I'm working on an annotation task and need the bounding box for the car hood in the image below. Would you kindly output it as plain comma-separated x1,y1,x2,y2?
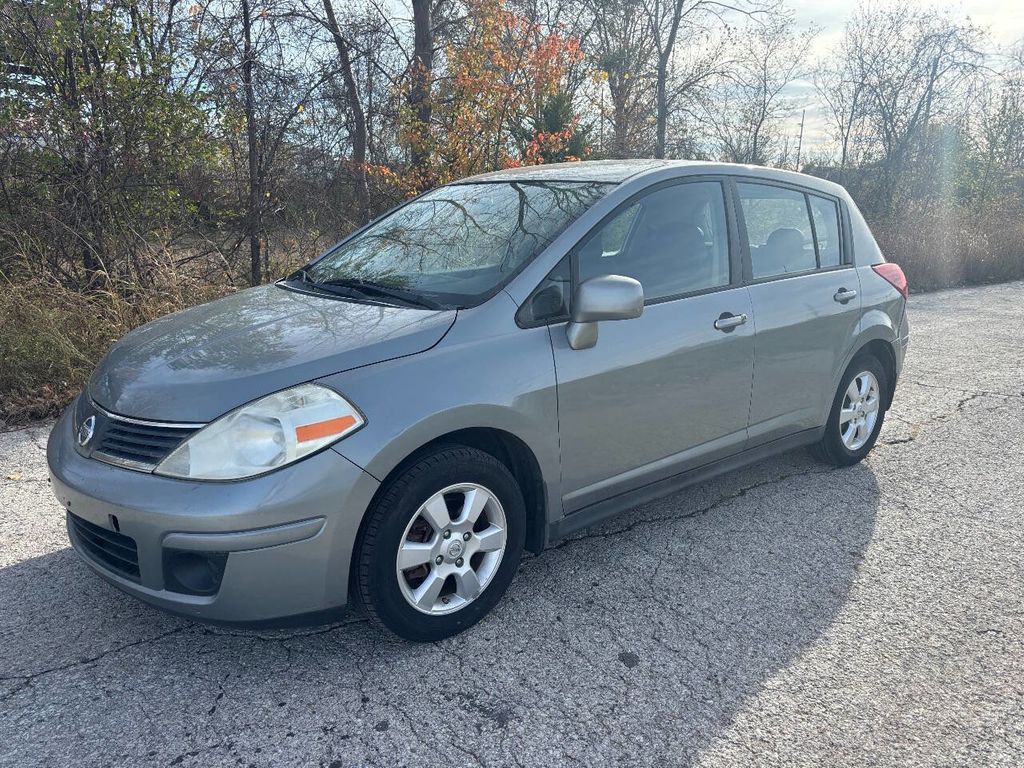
89,284,456,422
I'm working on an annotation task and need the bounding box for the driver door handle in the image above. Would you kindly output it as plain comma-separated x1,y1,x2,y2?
834,288,858,304
714,312,748,332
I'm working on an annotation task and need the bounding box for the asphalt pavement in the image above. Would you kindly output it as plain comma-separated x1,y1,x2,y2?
2,282,1022,767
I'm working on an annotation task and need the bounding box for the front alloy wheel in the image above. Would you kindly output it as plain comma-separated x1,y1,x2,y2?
355,445,526,641
396,483,508,615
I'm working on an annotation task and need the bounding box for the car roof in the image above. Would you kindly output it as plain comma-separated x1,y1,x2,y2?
456,159,670,183
456,159,847,197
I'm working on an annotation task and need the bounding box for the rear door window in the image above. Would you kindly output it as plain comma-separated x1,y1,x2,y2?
737,183,816,278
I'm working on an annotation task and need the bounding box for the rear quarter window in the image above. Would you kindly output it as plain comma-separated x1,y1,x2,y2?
809,195,842,268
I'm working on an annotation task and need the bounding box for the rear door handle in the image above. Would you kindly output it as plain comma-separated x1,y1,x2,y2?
714,312,748,332
834,288,858,304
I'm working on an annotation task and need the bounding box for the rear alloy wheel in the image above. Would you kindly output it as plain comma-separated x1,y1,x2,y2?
813,354,888,466
355,445,525,641
839,370,881,452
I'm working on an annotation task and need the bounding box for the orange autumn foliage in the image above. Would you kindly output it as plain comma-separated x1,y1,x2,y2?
391,0,586,192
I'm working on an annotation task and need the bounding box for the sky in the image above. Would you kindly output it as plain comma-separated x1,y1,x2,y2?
788,0,1024,53
779,0,1024,154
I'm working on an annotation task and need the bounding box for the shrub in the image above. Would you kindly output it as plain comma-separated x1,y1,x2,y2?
870,199,1024,292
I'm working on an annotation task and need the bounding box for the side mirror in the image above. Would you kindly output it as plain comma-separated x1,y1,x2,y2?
566,275,644,350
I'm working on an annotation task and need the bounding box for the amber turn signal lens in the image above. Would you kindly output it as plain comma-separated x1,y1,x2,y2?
295,415,358,443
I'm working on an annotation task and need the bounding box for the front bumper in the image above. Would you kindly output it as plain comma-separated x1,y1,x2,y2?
47,403,380,625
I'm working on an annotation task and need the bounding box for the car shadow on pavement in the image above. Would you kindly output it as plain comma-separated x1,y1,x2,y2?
1,452,880,767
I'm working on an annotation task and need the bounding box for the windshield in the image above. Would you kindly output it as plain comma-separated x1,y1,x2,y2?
298,181,614,308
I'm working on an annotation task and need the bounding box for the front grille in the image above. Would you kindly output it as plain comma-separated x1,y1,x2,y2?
96,419,198,469
74,396,202,472
68,512,141,581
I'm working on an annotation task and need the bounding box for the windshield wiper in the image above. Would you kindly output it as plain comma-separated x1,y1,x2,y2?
315,278,444,310
286,267,314,284
283,270,445,310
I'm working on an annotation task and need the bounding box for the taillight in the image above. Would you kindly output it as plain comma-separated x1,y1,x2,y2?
872,263,908,298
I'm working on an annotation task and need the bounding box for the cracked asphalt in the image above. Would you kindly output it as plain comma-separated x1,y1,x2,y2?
2,282,1023,767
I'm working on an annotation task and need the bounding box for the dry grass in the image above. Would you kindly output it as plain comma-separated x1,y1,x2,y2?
871,201,1024,292
0,264,232,426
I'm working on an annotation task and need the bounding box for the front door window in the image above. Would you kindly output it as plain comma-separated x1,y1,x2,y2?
577,182,731,300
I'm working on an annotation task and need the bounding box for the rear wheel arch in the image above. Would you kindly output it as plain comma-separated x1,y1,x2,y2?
850,339,897,410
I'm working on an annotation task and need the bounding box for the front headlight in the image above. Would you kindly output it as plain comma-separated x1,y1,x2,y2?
154,383,364,480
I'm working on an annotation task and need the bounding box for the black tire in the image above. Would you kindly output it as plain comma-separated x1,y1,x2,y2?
812,354,888,467
354,445,526,642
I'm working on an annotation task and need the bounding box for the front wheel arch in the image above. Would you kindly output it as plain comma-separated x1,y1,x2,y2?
352,444,528,640
348,427,547,604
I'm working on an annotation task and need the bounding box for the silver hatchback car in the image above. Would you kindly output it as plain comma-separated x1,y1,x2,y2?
48,160,910,641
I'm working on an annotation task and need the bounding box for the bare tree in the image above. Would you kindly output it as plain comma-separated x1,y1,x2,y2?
701,10,815,165
320,0,370,224
975,41,1024,201
814,48,868,176
199,0,336,283
842,6,984,209
584,0,657,157
240,0,262,285
408,0,436,178
641,0,748,159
